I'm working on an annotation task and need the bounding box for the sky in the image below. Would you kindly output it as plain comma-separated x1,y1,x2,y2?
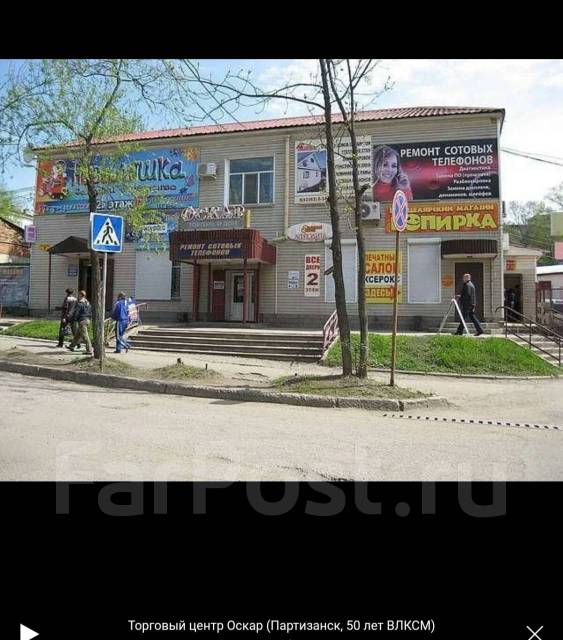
1,58,562,210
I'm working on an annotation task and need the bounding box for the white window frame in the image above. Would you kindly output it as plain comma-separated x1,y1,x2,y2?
407,238,442,304
324,239,358,303
225,156,275,206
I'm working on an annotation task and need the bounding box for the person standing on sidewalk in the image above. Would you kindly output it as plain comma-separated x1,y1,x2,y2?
455,273,484,336
111,291,131,354
66,290,93,354
57,288,78,348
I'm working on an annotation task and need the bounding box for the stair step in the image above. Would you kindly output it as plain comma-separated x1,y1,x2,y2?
135,331,323,346
129,346,321,361
130,339,322,355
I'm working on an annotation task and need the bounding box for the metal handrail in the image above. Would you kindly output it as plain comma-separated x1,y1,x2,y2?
322,310,339,353
104,302,148,347
495,305,562,366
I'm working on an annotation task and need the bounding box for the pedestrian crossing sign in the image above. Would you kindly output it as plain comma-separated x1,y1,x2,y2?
90,213,124,253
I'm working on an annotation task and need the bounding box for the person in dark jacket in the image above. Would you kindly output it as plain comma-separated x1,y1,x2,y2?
455,273,484,336
111,291,131,353
57,288,78,348
66,290,92,354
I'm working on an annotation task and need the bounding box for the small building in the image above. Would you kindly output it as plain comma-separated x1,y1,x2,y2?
537,264,563,291
0,217,31,310
28,106,506,329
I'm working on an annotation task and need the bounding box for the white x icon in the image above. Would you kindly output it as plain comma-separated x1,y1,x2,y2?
526,625,543,640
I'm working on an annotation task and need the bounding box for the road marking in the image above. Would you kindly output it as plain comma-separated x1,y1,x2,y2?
526,626,543,640
382,414,561,432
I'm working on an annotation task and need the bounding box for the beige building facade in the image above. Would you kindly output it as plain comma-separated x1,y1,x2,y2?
28,107,506,329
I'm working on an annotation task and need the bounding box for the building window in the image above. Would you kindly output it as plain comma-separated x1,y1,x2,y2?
407,239,441,304
325,240,357,303
228,157,274,205
171,260,181,299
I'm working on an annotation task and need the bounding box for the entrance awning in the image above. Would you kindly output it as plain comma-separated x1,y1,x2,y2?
169,228,276,265
48,236,90,258
441,239,498,257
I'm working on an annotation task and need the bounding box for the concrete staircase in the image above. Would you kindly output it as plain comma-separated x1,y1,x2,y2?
128,327,325,362
502,323,562,367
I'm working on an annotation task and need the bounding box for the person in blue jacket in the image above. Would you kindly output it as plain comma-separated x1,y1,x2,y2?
111,291,131,353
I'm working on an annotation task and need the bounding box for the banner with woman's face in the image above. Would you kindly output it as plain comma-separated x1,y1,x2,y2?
373,138,499,202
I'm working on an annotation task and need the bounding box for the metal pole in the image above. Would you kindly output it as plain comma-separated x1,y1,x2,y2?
390,230,400,387
100,252,107,372
48,252,52,312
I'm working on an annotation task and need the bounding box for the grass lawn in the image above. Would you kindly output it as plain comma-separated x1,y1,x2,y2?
274,374,426,399
2,319,93,341
324,334,559,376
0,346,220,382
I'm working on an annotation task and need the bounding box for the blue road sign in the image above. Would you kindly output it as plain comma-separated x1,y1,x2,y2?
392,190,409,232
90,213,124,253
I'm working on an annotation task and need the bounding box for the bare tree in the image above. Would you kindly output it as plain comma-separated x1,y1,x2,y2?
169,59,392,377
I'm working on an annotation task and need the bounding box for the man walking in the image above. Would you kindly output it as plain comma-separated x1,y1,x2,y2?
57,288,78,348
455,273,484,336
111,291,131,353
66,290,93,354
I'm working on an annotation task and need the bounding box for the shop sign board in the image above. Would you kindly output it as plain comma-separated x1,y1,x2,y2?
35,147,200,214
385,201,499,233
181,205,247,230
365,251,402,303
178,241,243,260
304,255,321,297
287,222,332,242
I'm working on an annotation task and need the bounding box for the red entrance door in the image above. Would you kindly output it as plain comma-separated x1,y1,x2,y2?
211,269,226,321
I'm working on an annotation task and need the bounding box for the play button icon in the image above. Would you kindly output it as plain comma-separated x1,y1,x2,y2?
20,624,39,640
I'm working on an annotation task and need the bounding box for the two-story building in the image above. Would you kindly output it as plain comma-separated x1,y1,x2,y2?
28,106,505,329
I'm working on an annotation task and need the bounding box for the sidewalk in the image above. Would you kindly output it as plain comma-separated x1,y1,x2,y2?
2,333,563,425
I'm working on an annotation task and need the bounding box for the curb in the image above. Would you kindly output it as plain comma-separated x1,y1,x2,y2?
367,367,558,381
0,359,447,412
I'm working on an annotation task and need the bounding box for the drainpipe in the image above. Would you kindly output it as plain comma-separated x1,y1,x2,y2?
284,135,290,235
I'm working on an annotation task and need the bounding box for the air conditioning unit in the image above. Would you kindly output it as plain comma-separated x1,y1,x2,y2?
360,200,380,221
197,163,217,178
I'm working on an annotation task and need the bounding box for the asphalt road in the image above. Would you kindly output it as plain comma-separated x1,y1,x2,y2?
1,371,561,480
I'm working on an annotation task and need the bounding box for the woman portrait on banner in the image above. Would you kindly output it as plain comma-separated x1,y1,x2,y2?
372,145,413,202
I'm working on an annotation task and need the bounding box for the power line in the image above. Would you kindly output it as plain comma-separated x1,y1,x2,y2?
501,148,563,167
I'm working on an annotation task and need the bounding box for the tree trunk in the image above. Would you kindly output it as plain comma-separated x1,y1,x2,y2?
349,129,369,378
319,59,353,376
86,181,104,364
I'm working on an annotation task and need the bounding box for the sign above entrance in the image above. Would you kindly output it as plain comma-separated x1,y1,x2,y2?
178,241,243,259
180,205,249,231
287,222,332,242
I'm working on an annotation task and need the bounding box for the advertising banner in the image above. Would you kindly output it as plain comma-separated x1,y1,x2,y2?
372,138,498,203
295,137,371,204
178,241,242,260
288,271,300,290
385,201,499,233
304,255,321,297
0,265,30,306
365,251,402,304
287,222,332,242
35,147,200,214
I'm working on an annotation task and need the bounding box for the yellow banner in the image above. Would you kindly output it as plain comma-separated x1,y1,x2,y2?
365,251,402,304
385,201,499,233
